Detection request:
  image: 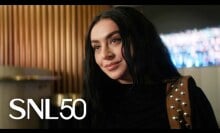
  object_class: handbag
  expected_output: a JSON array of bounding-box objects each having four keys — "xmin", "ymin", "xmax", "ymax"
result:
[{"xmin": 166, "ymin": 76, "xmax": 192, "ymax": 129}]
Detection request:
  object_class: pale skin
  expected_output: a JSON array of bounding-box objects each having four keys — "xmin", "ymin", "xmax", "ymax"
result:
[{"xmin": 90, "ymin": 18, "xmax": 133, "ymax": 84}]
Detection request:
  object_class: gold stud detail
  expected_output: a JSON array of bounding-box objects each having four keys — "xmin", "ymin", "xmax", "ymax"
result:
[
  {"xmin": 181, "ymin": 102, "xmax": 187, "ymax": 106},
  {"xmin": 172, "ymin": 116, "xmax": 179, "ymax": 120},
  {"xmin": 183, "ymin": 112, "xmax": 189, "ymax": 117},
  {"xmin": 170, "ymin": 105, "xmax": 175, "ymax": 109},
  {"xmin": 175, "ymin": 98, "xmax": 181, "ymax": 102},
  {"xmin": 169, "ymin": 94, "xmax": 173, "ymax": 98},
  {"xmin": 180, "ymin": 82, "xmax": 184, "ymax": 86},
  {"xmin": 180, "ymin": 91, "xmax": 185, "ymax": 95},
  {"xmin": 175, "ymin": 88, "xmax": 179, "ymax": 92},
  {"xmin": 176, "ymin": 109, "xmax": 182, "ymax": 113}
]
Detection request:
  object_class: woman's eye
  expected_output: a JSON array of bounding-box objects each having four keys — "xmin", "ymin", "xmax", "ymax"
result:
[
  {"xmin": 110, "ymin": 38, "xmax": 122, "ymax": 44},
  {"xmin": 92, "ymin": 45, "xmax": 100, "ymax": 51}
]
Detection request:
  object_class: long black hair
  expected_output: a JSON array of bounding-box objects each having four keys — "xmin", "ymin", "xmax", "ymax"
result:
[{"xmin": 82, "ymin": 6, "xmax": 181, "ymax": 127}]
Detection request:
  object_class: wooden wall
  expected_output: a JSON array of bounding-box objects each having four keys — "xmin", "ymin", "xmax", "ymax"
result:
[{"xmin": 0, "ymin": 5, "xmax": 111, "ymax": 94}]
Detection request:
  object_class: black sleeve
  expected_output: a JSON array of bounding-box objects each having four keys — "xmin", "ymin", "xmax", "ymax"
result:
[
  {"xmin": 188, "ymin": 77, "xmax": 219, "ymax": 129},
  {"xmin": 73, "ymin": 101, "xmax": 92, "ymax": 129}
]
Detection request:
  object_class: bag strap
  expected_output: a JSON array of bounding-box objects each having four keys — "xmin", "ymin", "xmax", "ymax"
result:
[{"xmin": 166, "ymin": 76, "xmax": 192, "ymax": 129}]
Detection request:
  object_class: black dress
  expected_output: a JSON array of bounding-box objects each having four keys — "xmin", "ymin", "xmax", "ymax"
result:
[{"xmin": 80, "ymin": 77, "xmax": 218, "ymax": 129}]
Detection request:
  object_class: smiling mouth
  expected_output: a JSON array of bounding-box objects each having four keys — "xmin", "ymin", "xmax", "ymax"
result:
[{"xmin": 104, "ymin": 61, "xmax": 121, "ymax": 71}]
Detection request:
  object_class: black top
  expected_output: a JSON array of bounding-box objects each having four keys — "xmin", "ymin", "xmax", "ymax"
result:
[
  {"xmin": 101, "ymin": 82, "xmax": 169, "ymax": 128},
  {"xmin": 52, "ymin": 77, "xmax": 218, "ymax": 129},
  {"xmin": 79, "ymin": 77, "xmax": 218, "ymax": 129}
]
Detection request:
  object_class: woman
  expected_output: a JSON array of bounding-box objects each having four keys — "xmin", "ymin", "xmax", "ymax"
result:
[{"xmin": 81, "ymin": 6, "xmax": 218, "ymax": 128}]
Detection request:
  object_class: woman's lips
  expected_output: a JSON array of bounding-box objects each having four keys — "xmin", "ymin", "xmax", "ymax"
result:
[{"xmin": 104, "ymin": 61, "xmax": 121, "ymax": 71}]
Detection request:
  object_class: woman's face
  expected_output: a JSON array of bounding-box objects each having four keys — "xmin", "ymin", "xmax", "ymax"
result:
[{"xmin": 90, "ymin": 19, "xmax": 133, "ymax": 84}]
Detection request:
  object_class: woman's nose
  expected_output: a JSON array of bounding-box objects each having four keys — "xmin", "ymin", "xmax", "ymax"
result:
[{"xmin": 101, "ymin": 47, "xmax": 114, "ymax": 59}]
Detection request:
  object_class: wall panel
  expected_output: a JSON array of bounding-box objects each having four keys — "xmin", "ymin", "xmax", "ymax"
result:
[{"xmin": 0, "ymin": 5, "xmax": 111, "ymax": 94}]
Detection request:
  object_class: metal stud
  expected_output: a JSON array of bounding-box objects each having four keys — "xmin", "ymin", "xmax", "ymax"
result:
[
  {"xmin": 180, "ymin": 91, "xmax": 185, "ymax": 95},
  {"xmin": 176, "ymin": 109, "xmax": 182, "ymax": 113},
  {"xmin": 175, "ymin": 98, "xmax": 181, "ymax": 102},
  {"xmin": 175, "ymin": 88, "xmax": 179, "ymax": 92},
  {"xmin": 179, "ymin": 120, "xmax": 183, "ymax": 123},
  {"xmin": 180, "ymin": 82, "xmax": 184, "ymax": 86},
  {"xmin": 170, "ymin": 105, "xmax": 175, "ymax": 109},
  {"xmin": 171, "ymin": 84, "xmax": 174, "ymax": 88},
  {"xmin": 172, "ymin": 116, "xmax": 179, "ymax": 120},
  {"xmin": 183, "ymin": 112, "xmax": 189, "ymax": 117},
  {"xmin": 169, "ymin": 94, "xmax": 173, "ymax": 98},
  {"xmin": 181, "ymin": 102, "xmax": 187, "ymax": 106}
]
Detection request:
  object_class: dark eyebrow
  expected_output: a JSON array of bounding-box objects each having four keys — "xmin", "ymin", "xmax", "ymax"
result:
[
  {"xmin": 106, "ymin": 30, "xmax": 120, "ymax": 39},
  {"xmin": 91, "ymin": 30, "xmax": 120, "ymax": 44}
]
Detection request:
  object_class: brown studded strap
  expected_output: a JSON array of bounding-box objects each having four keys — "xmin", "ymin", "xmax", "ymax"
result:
[{"xmin": 166, "ymin": 76, "xmax": 192, "ymax": 129}]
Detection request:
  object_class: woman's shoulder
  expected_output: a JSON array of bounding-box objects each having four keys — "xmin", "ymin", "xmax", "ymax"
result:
[{"xmin": 185, "ymin": 76, "xmax": 219, "ymax": 128}]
